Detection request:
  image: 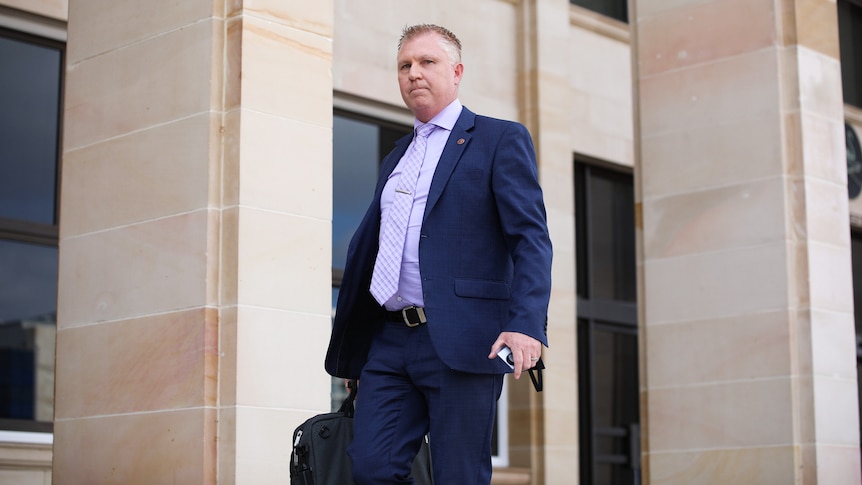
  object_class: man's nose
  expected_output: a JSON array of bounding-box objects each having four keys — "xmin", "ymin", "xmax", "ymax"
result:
[{"xmin": 408, "ymin": 65, "xmax": 422, "ymax": 79}]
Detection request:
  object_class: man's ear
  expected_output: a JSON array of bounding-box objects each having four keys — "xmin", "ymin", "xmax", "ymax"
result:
[{"xmin": 453, "ymin": 62, "xmax": 464, "ymax": 85}]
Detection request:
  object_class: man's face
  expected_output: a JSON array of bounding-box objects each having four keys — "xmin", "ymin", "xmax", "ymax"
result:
[{"xmin": 397, "ymin": 32, "xmax": 463, "ymax": 122}]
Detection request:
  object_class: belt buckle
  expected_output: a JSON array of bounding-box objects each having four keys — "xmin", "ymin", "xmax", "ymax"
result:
[{"xmin": 401, "ymin": 306, "xmax": 426, "ymax": 327}]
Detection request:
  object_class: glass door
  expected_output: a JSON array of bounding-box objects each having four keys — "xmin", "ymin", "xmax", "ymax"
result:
[{"xmin": 575, "ymin": 161, "xmax": 639, "ymax": 484}]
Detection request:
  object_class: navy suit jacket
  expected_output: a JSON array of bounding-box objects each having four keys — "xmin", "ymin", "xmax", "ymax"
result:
[{"xmin": 325, "ymin": 107, "xmax": 552, "ymax": 379}]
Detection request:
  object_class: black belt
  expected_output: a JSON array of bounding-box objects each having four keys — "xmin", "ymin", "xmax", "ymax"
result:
[{"xmin": 384, "ymin": 306, "xmax": 427, "ymax": 327}]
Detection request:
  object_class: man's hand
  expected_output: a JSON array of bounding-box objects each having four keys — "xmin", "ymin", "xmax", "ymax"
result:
[{"xmin": 488, "ymin": 331, "xmax": 542, "ymax": 380}]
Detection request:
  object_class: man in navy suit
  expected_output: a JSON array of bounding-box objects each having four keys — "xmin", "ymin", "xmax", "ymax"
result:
[{"xmin": 325, "ymin": 23, "xmax": 552, "ymax": 484}]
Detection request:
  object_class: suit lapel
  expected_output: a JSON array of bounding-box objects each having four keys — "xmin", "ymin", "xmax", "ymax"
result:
[
  {"xmin": 425, "ymin": 108, "xmax": 476, "ymax": 217},
  {"xmin": 374, "ymin": 134, "xmax": 412, "ymax": 198},
  {"xmin": 377, "ymin": 136, "xmax": 413, "ymax": 185}
]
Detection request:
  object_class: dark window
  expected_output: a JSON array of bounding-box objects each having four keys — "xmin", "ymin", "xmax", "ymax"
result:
[
  {"xmin": 576, "ymin": 161, "xmax": 639, "ymax": 485},
  {"xmin": 0, "ymin": 27, "xmax": 64, "ymax": 432},
  {"xmin": 852, "ymin": 231, "xmax": 862, "ymax": 452},
  {"xmin": 571, "ymin": 0, "xmax": 628, "ymax": 23},
  {"xmin": 576, "ymin": 166, "xmax": 636, "ymax": 303},
  {"xmin": 839, "ymin": 0, "xmax": 862, "ymax": 108},
  {"xmin": 332, "ymin": 111, "xmax": 411, "ymax": 285}
]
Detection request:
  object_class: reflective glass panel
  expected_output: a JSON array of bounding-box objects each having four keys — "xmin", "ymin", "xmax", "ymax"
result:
[
  {"xmin": 587, "ymin": 170, "xmax": 636, "ymax": 302},
  {"xmin": 570, "ymin": 0, "xmax": 628, "ymax": 23},
  {"xmin": 332, "ymin": 114, "xmax": 410, "ymax": 274},
  {"xmin": 852, "ymin": 232, "xmax": 862, "ymax": 449},
  {"xmin": 332, "ymin": 116, "xmax": 382, "ymax": 273},
  {"xmin": 0, "ymin": 33, "xmax": 62, "ymax": 225},
  {"xmin": 593, "ymin": 325, "xmax": 639, "ymax": 429},
  {"xmin": 0, "ymin": 239, "xmax": 57, "ymax": 423},
  {"xmin": 838, "ymin": 0, "xmax": 862, "ymax": 108}
]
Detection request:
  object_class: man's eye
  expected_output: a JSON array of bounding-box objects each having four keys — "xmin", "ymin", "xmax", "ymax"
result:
[{"xmin": 400, "ymin": 64, "xmax": 410, "ymax": 70}]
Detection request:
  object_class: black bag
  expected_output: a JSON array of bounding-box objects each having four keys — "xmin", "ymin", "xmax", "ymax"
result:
[{"xmin": 290, "ymin": 381, "xmax": 433, "ymax": 485}]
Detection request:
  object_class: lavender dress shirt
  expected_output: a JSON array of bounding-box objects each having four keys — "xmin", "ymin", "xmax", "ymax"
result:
[{"xmin": 378, "ymin": 100, "xmax": 463, "ymax": 311}]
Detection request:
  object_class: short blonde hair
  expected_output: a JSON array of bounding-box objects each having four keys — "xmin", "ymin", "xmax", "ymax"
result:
[{"xmin": 398, "ymin": 24, "xmax": 462, "ymax": 65}]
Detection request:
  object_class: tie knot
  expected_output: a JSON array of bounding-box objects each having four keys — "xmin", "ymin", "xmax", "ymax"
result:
[{"xmin": 416, "ymin": 123, "xmax": 436, "ymax": 138}]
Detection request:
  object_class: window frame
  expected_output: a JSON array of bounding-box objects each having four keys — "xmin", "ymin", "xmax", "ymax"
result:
[
  {"xmin": 0, "ymin": 20, "xmax": 65, "ymax": 434},
  {"xmin": 839, "ymin": 0, "xmax": 862, "ymax": 108},
  {"xmin": 575, "ymin": 159, "xmax": 640, "ymax": 484},
  {"xmin": 0, "ymin": 25, "xmax": 64, "ymax": 240}
]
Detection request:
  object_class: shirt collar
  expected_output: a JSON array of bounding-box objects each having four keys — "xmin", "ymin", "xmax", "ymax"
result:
[{"xmin": 415, "ymin": 99, "xmax": 462, "ymax": 132}]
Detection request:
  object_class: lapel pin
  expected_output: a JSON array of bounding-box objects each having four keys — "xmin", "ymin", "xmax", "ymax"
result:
[{"xmin": 457, "ymin": 138, "xmax": 465, "ymax": 145}]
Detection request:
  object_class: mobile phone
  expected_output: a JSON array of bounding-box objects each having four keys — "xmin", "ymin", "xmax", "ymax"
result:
[{"xmin": 496, "ymin": 346, "xmax": 515, "ymax": 369}]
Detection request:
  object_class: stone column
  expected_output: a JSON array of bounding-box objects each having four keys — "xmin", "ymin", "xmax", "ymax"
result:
[
  {"xmin": 631, "ymin": 0, "xmax": 860, "ymax": 483},
  {"xmin": 516, "ymin": 1, "xmax": 579, "ymax": 484},
  {"xmin": 54, "ymin": 1, "xmax": 333, "ymax": 482}
]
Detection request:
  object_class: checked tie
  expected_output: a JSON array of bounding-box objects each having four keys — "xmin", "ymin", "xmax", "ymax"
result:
[{"xmin": 370, "ymin": 122, "xmax": 437, "ymax": 306}]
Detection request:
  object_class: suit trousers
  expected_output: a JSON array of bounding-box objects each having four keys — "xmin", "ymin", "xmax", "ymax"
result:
[{"xmin": 348, "ymin": 319, "xmax": 504, "ymax": 485}]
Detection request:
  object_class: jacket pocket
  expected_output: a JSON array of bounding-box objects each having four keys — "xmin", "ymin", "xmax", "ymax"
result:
[{"xmin": 454, "ymin": 278, "xmax": 510, "ymax": 300}]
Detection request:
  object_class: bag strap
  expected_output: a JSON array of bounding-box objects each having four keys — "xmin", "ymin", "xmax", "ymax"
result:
[
  {"xmin": 528, "ymin": 358, "xmax": 544, "ymax": 392},
  {"xmin": 338, "ymin": 379, "xmax": 359, "ymax": 417}
]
